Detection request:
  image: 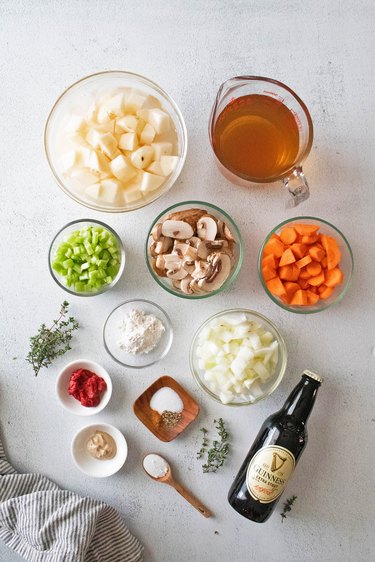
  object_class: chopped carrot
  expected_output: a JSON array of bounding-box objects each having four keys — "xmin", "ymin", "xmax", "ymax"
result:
[
  {"xmin": 262, "ymin": 223, "xmax": 344, "ymax": 307},
  {"xmin": 308, "ymin": 271, "xmax": 325, "ymax": 286},
  {"xmin": 320, "ymin": 234, "xmax": 341, "ymax": 270},
  {"xmin": 263, "ymin": 237, "xmax": 285, "ymax": 258},
  {"xmin": 279, "ymin": 248, "xmax": 296, "ymax": 266},
  {"xmin": 309, "ymin": 246, "xmax": 325, "ymax": 262},
  {"xmin": 307, "ymin": 290, "xmax": 320, "ymax": 305},
  {"xmin": 290, "ymin": 289, "xmax": 308, "ymax": 305},
  {"xmin": 266, "ymin": 277, "xmax": 287, "ymax": 297},
  {"xmin": 325, "ymin": 267, "xmax": 343, "ymax": 287},
  {"xmin": 319, "ymin": 285, "xmax": 334, "ymax": 299},
  {"xmin": 270, "ymin": 233, "xmax": 281, "ymax": 241},
  {"xmin": 294, "ymin": 224, "xmax": 320, "ymax": 236},
  {"xmin": 279, "ymin": 264, "xmax": 300, "ymax": 281},
  {"xmin": 262, "ymin": 254, "xmax": 277, "ymax": 269},
  {"xmin": 298, "ymin": 278, "xmax": 310, "ymax": 290},
  {"xmin": 290, "ymin": 243, "xmax": 307, "ymax": 259},
  {"xmin": 296, "ymin": 255, "xmax": 312, "ymax": 269},
  {"xmin": 302, "ymin": 233, "xmax": 319, "ymax": 244},
  {"xmin": 279, "ymin": 226, "xmax": 297, "ymax": 245},
  {"xmin": 262, "ymin": 265, "xmax": 277, "ymax": 281},
  {"xmin": 284, "ymin": 282, "xmax": 300, "ymax": 300},
  {"xmin": 299, "ymin": 267, "xmax": 311, "ymax": 279},
  {"xmin": 306, "ymin": 261, "xmax": 322, "ymax": 276}
]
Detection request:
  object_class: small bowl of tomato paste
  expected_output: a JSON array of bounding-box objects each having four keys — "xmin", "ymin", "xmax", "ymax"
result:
[{"xmin": 57, "ymin": 359, "xmax": 112, "ymax": 416}]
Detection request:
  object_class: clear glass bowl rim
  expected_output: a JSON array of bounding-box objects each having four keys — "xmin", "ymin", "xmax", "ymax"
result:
[
  {"xmin": 145, "ymin": 200, "xmax": 244, "ymax": 299},
  {"xmin": 258, "ymin": 215, "xmax": 354, "ymax": 314},
  {"xmin": 44, "ymin": 70, "xmax": 188, "ymax": 213},
  {"xmin": 102, "ymin": 298, "xmax": 173, "ymax": 368},
  {"xmin": 189, "ymin": 308, "xmax": 288, "ymax": 406},
  {"xmin": 48, "ymin": 218, "xmax": 125, "ymax": 297}
]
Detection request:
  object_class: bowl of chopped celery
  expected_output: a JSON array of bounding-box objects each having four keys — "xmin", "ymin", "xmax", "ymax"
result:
[{"xmin": 49, "ymin": 219, "xmax": 125, "ymax": 296}]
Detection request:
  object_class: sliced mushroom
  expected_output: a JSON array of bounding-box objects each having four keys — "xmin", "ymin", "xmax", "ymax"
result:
[
  {"xmin": 197, "ymin": 240, "xmax": 209, "ymax": 259},
  {"xmin": 172, "ymin": 279, "xmax": 182, "ymax": 290},
  {"xmin": 186, "ymin": 236, "xmax": 201, "ymax": 248},
  {"xmin": 155, "ymin": 236, "xmax": 173, "ymax": 254},
  {"xmin": 197, "ymin": 216, "xmax": 217, "ymax": 241},
  {"xmin": 189, "ymin": 278, "xmax": 206, "ymax": 294},
  {"xmin": 192, "ymin": 260, "xmax": 212, "ymax": 280},
  {"xmin": 161, "ymin": 220, "xmax": 194, "ymax": 239},
  {"xmin": 224, "ymin": 224, "xmax": 235, "ymax": 242},
  {"xmin": 152, "ymin": 258, "xmax": 167, "ymax": 277},
  {"xmin": 163, "ymin": 253, "xmax": 182, "ymax": 268},
  {"xmin": 149, "ymin": 242, "xmax": 157, "ymax": 258},
  {"xmin": 182, "ymin": 257, "xmax": 195, "ymax": 274},
  {"xmin": 217, "ymin": 220, "xmax": 225, "ymax": 238},
  {"xmin": 155, "ymin": 255, "xmax": 166, "ymax": 270},
  {"xmin": 173, "ymin": 242, "xmax": 190, "ymax": 257},
  {"xmin": 184, "ymin": 245, "xmax": 198, "ymax": 260},
  {"xmin": 167, "ymin": 264, "xmax": 188, "ymax": 280},
  {"xmin": 151, "ymin": 223, "xmax": 163, "ymax": 242},
  {"xmin": 198, "ymin": 253, "xmax": 232, "ymax": 291},
  {"xmin": 166, "ymin": 208, "xmax": 207, "ymax": 230},
  {"xmin": 180, "ymin": 275, "xmax": 194, "ymax": 294}
]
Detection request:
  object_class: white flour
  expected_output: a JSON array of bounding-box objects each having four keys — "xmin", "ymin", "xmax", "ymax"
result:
[{"xmin": 118, "ymin": 309, "xmax": 165, "ymax": 355}]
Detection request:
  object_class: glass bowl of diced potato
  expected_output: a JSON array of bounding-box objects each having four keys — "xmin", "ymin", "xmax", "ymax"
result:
[{"xmin": 44, "ymin": 71, "xmax": 187, "ymax": 212}]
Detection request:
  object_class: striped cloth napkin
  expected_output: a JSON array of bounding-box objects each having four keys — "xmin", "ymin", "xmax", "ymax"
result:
[{"xmin": 0, "ymin": 436, "xmax": 143, "ymax": 562}]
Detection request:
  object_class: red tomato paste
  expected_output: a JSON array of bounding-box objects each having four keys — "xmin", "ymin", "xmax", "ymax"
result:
[{"xmin": 68, "ymin": 368, "xmax": 107, "ymax": 407}]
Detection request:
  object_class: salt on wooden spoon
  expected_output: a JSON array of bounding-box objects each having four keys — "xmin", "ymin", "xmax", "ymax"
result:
[{"xmin": 143, "ymin": 453, "xmax": 213, "ymax": 518}]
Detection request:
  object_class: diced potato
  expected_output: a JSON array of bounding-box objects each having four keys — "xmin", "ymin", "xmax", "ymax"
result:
[
  {"xmin": 109, "ymin": 154, "xmax": 137, "ymax": 184},
  {"xmin": 116, "ymin": 115, "xmax": 144, "ymax": 134},
  {"xmin": 97, "ymin": 132, "xmax": 118, "ymax": 158},
  {"xmin": 130, "ymin": 145, "xmax": 154, "ymax": 169},
  {"xmin": 64, "ymin": 115, "xmax": 86, "ymax": 133},
  {"xmin": 87, "ymin": 150, "xmax": 109, "ymax": 173},
  {"xmin": 122, "ymin": 183, "xmax": 142, "ymax": 204},
  {"xmin": 146, "ymin": 161, "xmax": 167, "ymax": 176},
  {"xmin": 119, "ymin": 132, "xmax": 138, "ymax": 151},
  {"xmin": 151, "ymin": 141, "xmax": 173, "ymax": 161},
  {"xmin": 160, "ymin": 155, "xmax": 179, "ymax": 175},
  {"xmin": 147, "ymin": 108, "xmax": 170, "ymax": 134},
  {"xmin": 100, "ymin": 178, "xmax": 122, "ymax": 203},
  {"xmin": 86, "ymin": 128, "xmax": 102, "ymax": 149},
  {"xmin": 85, "ymin": 183, "xmax": 102, "ymax": 200},
  {"xmin": 124, "ymin": 89, "xmax": 148, "ymax": 113},
  {"xmin": 139, "ymin": 171, "xmax": 164, "ymax": 193},
  {"xmin": 60, "ymin": 150, "xmax": 80, "ymax": 172},
  {"xmin": 140, "ymin": 123, "xmax": 156, "ymax": 145},
  {"xmin": 70, "ymin": 168, "xmax": 100, "ymax": 187}
]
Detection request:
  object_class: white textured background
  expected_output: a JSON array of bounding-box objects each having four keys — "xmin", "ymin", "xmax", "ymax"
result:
[{"xmin": 0, "ymin": 1, "xmax": 374, "ymax": 561}]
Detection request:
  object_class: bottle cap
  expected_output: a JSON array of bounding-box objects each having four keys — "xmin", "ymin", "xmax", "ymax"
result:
[{"xmin": 303, "ymin": 370, "xmax": 323, "ymax": 383}]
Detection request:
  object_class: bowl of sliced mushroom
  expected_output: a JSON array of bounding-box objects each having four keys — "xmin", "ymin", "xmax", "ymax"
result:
[{"xmin": 145, "ymin": 201, "xmax": 244, "ymax": 298}]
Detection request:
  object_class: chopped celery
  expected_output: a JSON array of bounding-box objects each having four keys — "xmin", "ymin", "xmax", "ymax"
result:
[{"xmin": 52, "ymin": 224, "xmax": 121, "ymax": 293}]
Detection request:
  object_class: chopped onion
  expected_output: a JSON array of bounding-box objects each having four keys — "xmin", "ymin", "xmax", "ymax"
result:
[{"xmin": 196, "ymin": 313, "xmax": 279, "ymax": 404}]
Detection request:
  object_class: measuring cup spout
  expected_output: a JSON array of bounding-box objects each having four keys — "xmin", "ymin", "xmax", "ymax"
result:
[{"xmin": 283, "ymin": 166, "xmax": 310, "ymax": 206}]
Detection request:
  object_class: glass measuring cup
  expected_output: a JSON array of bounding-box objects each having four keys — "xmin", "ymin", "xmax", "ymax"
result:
[{"xmin": 209, "ymin": 76, "xmax": 314, "ymax": 206}]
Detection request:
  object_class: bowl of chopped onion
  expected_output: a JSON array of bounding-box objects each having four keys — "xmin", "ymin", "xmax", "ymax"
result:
[{"xmin": 190, "ymin": 309, "xmax": 287, "ymax": 406}]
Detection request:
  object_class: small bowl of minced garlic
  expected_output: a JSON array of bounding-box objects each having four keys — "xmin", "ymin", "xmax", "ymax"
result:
[{"xmin": 103, "ymin": 299, "xmax": 173, "ymax": 368}]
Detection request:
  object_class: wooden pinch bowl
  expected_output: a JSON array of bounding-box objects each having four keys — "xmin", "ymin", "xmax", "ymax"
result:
[{"xmin": 133, "ymin": 375, "xmax": 200, "ymax": 442}]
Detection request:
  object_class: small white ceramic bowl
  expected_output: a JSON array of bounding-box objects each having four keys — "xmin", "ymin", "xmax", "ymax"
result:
[
  {"xmin": 56, "ymin": 359, "xmax": 112, "ymax": 416},
  {"xmin": 71, "ymin": 423, "xmax": 128, "ymax": 477}
]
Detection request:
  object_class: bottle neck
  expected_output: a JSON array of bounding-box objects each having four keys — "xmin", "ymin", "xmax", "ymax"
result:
[{"xmin": 281, "ymin": 375, "xmax": 320, "ymax": 425}]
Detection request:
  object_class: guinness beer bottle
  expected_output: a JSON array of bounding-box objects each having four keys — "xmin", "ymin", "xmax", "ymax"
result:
[{"xmin": 228, "ymin": 370, "xmax": 322, "ymax": 523}]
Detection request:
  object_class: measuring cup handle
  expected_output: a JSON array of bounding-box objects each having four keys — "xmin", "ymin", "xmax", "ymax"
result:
[{"xmin": 283, "ymin": 166, "xmax": 310, "ymax": 206}]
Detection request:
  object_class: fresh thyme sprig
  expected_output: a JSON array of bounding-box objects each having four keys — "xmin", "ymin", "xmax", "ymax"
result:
[
  {"xmin": 280, "ymin": 495, "xmax": 297, "ymax": 522},
  {"xmin": 196, "ymin": 428, "xmax": 209, "ymax": 459},
  {"xmin": 26, "ymin": 301, "xmax": 79, "ymax": 376},
  {"xmin": 200, "ymin": 418, "xmax": 230, "ymax": 473}
]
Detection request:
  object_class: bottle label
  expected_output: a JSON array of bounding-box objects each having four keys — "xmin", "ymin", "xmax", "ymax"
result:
[{"xmin": 246, "ymin": 446, "xmax": 295, "ymax": 504}]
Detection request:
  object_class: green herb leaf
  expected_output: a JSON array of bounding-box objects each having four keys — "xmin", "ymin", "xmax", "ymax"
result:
[
  {"xmin": 199, "ymin": 418, "xmax": 230, "ymax": 473},
  {"xmin": 280, "ymin": 495, "xmax": 297, "ymax": 522},
  {"xmin": 26, "ymin": 301, "xmax": 79, "ymax": 376}
]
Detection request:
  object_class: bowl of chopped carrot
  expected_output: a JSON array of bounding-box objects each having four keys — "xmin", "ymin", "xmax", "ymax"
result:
[{"xmin": 258, "ymin": 217, "xmax": 353, "ymax": 313}]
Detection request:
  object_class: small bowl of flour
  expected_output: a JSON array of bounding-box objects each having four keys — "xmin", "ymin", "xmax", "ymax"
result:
[{"xmin": 103, "ymin": 300, "xmax": 173, "ymax": 368}]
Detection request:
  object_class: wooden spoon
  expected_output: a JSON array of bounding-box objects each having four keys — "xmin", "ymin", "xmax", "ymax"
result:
[{"xmin": 143, "ymin": 453, "xmax": 212, "ymax": 518}]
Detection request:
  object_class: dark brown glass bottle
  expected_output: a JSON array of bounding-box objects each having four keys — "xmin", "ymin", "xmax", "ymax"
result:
[{"xmin": 228, "ymin": 370, "xmax": 322, "ymax": 523}]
